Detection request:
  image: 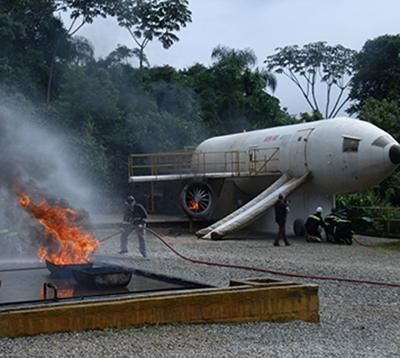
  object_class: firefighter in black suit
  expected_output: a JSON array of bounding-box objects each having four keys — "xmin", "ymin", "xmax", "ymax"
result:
[
  {"xmin": 119, "ymin": 196, "xmax": 148, "ymax": 256},
  {"xmin": 273, "ymin": 194, "xmax": 290, "ymax": 246}
]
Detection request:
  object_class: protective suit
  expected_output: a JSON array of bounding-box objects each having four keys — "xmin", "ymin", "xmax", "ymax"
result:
[{"xmin": 119, "ymin": 196, "xmax": 148, "ymax": 256}]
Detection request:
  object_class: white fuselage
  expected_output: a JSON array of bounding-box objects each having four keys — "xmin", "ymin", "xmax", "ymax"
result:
[{"xmin": 194, "ymin": 117, "xmax": 399, "ymax": 195}]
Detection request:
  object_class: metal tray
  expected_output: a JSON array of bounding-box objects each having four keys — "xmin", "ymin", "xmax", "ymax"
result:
[
  {"xmin": 72, "ymin": 266, "xmax": 132, "ymax": 289},
  {"xmin": 46, "ymin": 260, "xmax": 93, "ymax": 278}
]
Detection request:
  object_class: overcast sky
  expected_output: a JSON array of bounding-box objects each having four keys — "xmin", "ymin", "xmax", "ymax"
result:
[{"xmin": 75, "ymin": 0, "xmax": 399, "ymax": 116}]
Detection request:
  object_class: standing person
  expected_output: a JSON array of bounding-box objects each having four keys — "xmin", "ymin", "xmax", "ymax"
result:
[
  {"xmin": 273, "ymin": 194, "xmax": 290, "ymax": 246},
  {"xmin": 119, "ymin": 195, "xmax": 148, "ymax": 257},
  {"xmin": 305, "ymin": 207, "xmax": 325, "ymax": 242}
]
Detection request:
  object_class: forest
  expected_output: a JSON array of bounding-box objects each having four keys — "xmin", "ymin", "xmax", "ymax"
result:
[{"xmin": 1, "ymin": 0, "xmax": 400, "ymax": 208}]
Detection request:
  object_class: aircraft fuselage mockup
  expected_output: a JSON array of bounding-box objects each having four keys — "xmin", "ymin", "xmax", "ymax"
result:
[
  {"xmin": 194, "ymin": 117, "xmax": 399, "ymax": 194},
  {"xmin": 129, "ymin": 117, "xmax": 400, "ymax": 238}
]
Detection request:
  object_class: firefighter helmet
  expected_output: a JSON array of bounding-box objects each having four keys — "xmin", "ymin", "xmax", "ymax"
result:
[{"xmin": 126, "ymin": 195, "xmax": 136, "ymax": 204}]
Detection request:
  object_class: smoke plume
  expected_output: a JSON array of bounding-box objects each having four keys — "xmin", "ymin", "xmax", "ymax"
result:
[{"xmin": 0, "ymin": 95, "xmax": 99, "ymax": 258}]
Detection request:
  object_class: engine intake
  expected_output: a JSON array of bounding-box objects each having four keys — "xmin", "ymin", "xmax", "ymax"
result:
[{"xmin": 180, "ymin": 182, "xmax": 214, "ymax": 218}]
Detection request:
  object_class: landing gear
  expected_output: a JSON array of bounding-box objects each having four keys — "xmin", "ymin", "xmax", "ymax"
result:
[{"xmin": 293, "ymin": 218, "xmax": 305, "ymax": 237}]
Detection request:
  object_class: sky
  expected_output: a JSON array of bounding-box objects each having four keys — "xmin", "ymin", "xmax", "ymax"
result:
[{"xmin": 73, "ymin": 0, "xmax": 400, "ymax": 116}]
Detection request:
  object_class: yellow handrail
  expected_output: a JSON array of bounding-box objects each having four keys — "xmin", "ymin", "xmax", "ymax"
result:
[{"xmin": 128, "ymin": 148, "xmax": 280, "ymax": 178}]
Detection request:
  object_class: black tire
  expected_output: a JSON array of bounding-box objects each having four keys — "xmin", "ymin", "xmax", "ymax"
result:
[{"xmin": 293, "ymin": 218, "xmax": 305, "ymax": 237}]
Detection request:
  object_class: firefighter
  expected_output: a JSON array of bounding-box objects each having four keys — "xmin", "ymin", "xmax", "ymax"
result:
[
  {"xmin": 119, "ymin": 195, "xmax": 148, "ymax": 257},
  {"xmin": 324, "ymin": 208, "xmax": 340, "ymax": 243},
  {"xmin": 305, "ymin": 207, "xmax": 325, "ymax": 242},
  {"xmin": 334, "ymin": 218, "xmax": 353, "ymax": 245},
  {"xmin": 273, "ymin": 194, "xmax": 290, "ymax": 246},
  {"xmin": 325, "ymin": 209, "xmax": 353, "ymax": 245}
]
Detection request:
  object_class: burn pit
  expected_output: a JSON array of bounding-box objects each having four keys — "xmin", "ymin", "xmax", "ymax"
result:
[
  {"xmin": 14, "ymin": 186, "xmax": 134, "ymax": 290},
  {"xmin": 0, "ymin": 262, "xmax": 210, "ymax": 305},
  {"xmin": 45, "ymin": 260, "xmax": 133, "ymax": 289},
  {"xmin": 0, "ymin": 184, "xmax": 209, "ymax": 308},
  {"xmin": 45, "ymin": 260, "xmax": 93, "ymax": 279}
]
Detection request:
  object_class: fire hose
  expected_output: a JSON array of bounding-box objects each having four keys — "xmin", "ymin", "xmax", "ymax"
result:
[
  {"xmin": 0, "ymin": 228, "xmax": 398, "ymax": 288},
  {"xmin": 99, "ymin": 229, "xmax": 124, "ymax": 242},
  {"xmin": 142, "ymin": 227, "xmax": 400, "ymax": 288}
]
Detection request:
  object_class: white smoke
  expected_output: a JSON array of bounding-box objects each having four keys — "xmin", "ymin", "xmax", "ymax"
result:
[{"xmin": 0, "ymin": 95, "xmax": 101, "ymax": 257}]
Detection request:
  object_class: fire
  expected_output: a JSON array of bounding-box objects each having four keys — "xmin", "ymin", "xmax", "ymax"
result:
[
  {"xmin": 17, "ymin": 189, "xmax": 99, "ymax": 265},
  {"xmin": 188, "ymin": 200, "xmax": 200, "ymax": 211}
]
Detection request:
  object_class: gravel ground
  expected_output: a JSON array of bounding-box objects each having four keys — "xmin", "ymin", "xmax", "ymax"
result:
[{"xmin": 1, "ymin": 228, "xmax": 400, "ymax": 357}]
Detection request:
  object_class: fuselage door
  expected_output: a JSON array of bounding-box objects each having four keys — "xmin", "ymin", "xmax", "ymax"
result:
[
  {"xmin": 248, "ymin": 145, "xmax": 258, "ymax": 175},
  {"xmin": 289, "ymin": 128, "xmax": 314, "ymax": 176}
]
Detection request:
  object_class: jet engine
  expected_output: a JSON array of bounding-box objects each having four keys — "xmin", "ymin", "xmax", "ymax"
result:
[{"xmin": 180, "ymin": 181, "xmax": 215, "ymax": 218}]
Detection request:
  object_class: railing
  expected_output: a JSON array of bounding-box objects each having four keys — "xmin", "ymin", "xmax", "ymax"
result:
[
  {"xmin": 249, "ymin": 147, "xmax": 280, "ymax": 175},
  {"xmin": 128, "ymin": 148, "xmax": 280, "ymax": 178},
  {"xmin": 128, "ymin": 151, "xmax": 195, "ymax": 177},
  {"xmin": 347, "ymin": 206, "xmax": 400, "ymax": 238}
]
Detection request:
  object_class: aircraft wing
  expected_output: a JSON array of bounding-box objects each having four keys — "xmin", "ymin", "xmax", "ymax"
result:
[{"xmin": 196, "ymin": 172, "xmax": 310, "ymax": 239}]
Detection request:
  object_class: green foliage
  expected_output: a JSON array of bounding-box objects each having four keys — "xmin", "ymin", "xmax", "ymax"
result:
[
  {"xmin": 0, "ymin": 4, "xmax": 292, "ymax": 196},
  {"xmin": 0, "ymin": 0, "xmax": 71, "ymax": 101},
  {"xmin": 265, "ymin": 42, "xmax": 356, "ymax": 118},
  {"xmin": 298, "ymin": 110, "xmax": 323, "ymax": 122},
  {"xmin": 358, "ymin": 98, "xmax": 400, "ymax": 141},
  {"xmin": 336, "ymin": 192, "xmax": 388, "ymax": 236},
  {"xmin": 56, "ymin": 0, "xmax": 121, "ymax": 35},
  {"xmin": 337, "ymin": 192, "xmax": 388, "ymax": 209},
  {"xmin": 104, "ymin": 44, "xmax": 149, "ymax": 67},
  {"xmin": 339, "ymin": 36, "xmax": 400, "ymax": 210},
  {"xmin": 350, "ymin": 35, "xmax": 400, "ymax": 112},
  {"xmin": 116, "ymin": 0, "xmax": 192, "ymax": 69},
  {"xmin": 70, "ymin": 36, "xmax": 95, "ymax": 66},
  {"xmin": 355, "ymin": 96, "xmax": 400, "ymax": 206},
  {"xmin": 180, "ymin": 46, "xmax": 292, "ymax": 135}
]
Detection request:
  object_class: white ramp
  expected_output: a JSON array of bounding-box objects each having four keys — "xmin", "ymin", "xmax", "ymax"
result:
[{"xmin": 196, "ymin": 173, "xmax": 309, "ymax": 239}]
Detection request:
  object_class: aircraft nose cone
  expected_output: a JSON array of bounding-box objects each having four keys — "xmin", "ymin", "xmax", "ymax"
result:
[{"xmin": 389, "ymin": 144, "xmax": 400, "ymax": 165}]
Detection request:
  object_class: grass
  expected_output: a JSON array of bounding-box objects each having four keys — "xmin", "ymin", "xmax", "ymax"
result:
[{"xmin": 374, "ymin": 241, "xmax": 400, "ymax": 252}]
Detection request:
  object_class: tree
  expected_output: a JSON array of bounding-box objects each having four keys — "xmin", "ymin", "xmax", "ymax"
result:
[
  {"xmin": 357, "ymin": 98, "xmax": 400, "ymax": 205},
  {"xmin": 212, "ymin": 46, "xmax": 277, "ymax": 92},
  {"xmin": 55, "ymin": 0, "xmax": 121, "ymax": 36},
  {"xmin": 116, "ymin": 0, "xmax": 192, "ymax": 70},
  {"xmin": 358, "ymin": 98, "xmax": 400, "ymax": 140},
  {"xmin": 0, "ymin": 0, "xmax": 71, "ymax": 102},
  {"xmin": 348, "ymin": 35, "xmax": 400, "ymax": 206},
  {"xmin": 265, "ymin": 42, "xmax": 357, "ymax": 118},
  {"xmin": 180, "ymin": 46, "xmax": 291, "ymax": 134},
  {"xmin": 69, "ymin": 36, "xmax": 95, "ymax": 66},
  {"xmin": 103, "ymin": 44, "xmax": 149, "ymax": 68},
  {"xmin": 46, "ymin": 0, "xmax": 122, "ymax": 106},
  {"xmin": 350, "ymin": 35, "xmax": 400, "ymax": 112}
]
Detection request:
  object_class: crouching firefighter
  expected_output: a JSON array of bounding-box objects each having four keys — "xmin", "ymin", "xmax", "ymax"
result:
[
  {"xmin": 119, "ymin": 195, "xmax": 148, "ymax": 257},
  {"xmin": 325, "ymin": 209, "xmax": 340, "ymax": 243},
  {"xmin": 305, "ymin": 207, "xmax": 325, "ymax": 242},
  {"xmin": 325, "ymin": 209, "xmax": 353, "ymax": 245}
]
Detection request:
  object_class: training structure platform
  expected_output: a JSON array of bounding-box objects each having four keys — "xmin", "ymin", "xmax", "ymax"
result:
[{"xmin": 0, "ymin": 262, "xmax": 319, "ymax": 337}]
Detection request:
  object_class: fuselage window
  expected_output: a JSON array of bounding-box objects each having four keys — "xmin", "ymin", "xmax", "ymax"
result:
[
  {"xmin": 372, "ymin": 135, "xmax": 392, "ymax": 148},
  {"xmin": 343, "ymin": 137, "xmax": 360, "ymax": 152}
]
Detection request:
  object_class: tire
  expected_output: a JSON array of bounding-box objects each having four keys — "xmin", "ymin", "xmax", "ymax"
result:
[{"xmin": 293, "ymin": 218, "xmax": 305, "ymax": 237}]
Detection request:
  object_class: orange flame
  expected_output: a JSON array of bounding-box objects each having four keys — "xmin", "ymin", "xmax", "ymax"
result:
[
  {"xmin": 188, "ymin": 200, "xmax": 200, "ymax": 211},
  {"xmin": 17, "ymin": 189, "xmax": 99, "ymax": 265}
]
